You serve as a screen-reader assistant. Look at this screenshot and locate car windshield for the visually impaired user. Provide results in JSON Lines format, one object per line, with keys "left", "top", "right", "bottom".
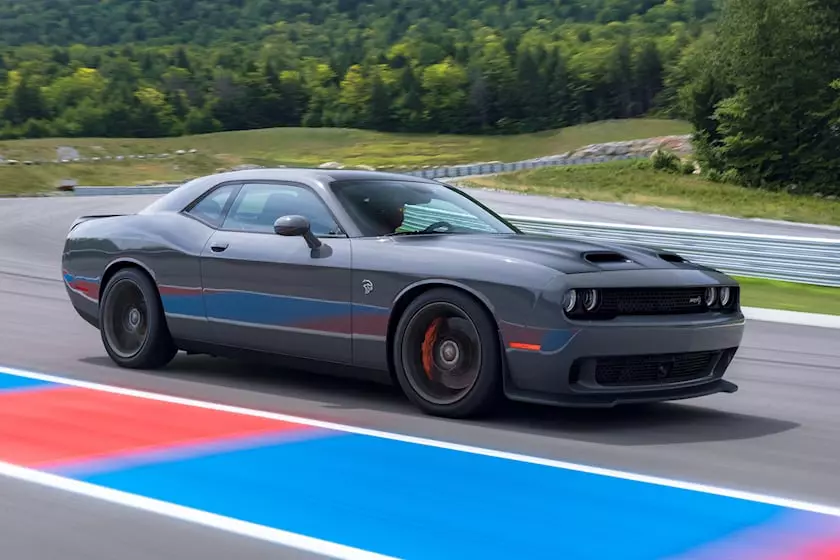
{"left": 330, "top": 179, "right": 518, "bottom": 237}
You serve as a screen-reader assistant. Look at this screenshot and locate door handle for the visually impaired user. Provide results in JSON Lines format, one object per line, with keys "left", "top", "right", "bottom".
{"left": 210, "top": 241, "right": 229, "bottom": 253}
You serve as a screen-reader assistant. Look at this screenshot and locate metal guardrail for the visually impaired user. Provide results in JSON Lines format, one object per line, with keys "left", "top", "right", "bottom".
{"left": 508, "top": 215, "right": 840, "bottom": 287}
{"left": 401, "top": 206, "right": 840, "bottom": 287}
{"left": 400, "top": 153, "right": 644, "bottom": 180}
{"left": 72, "top": 184, "right": 183, "bottom": 196}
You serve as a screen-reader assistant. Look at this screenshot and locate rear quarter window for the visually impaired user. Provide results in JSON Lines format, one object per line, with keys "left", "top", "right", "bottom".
{"left": 185, "top": 184, "right": 239, "bottom": 227}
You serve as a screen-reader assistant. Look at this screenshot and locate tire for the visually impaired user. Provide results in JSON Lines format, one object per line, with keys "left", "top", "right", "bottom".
{"left": 98, "top": 267, "right": 178, "bottom": 369}
{"left": 393, "top": 288, "right": 503, "bottom": 418}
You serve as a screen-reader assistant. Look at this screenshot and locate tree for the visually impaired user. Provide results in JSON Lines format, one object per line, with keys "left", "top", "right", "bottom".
{"left": 685, "top": 0, "right": 840, "bottom": 193}
{"left": 2, "top": 72, "right": 50, "bottom": 126}
{"left": 421, "top": 58, "right": 469, "bottom": 132}
{"left": 633, "top": 39, "right": 663, "bottom": 114}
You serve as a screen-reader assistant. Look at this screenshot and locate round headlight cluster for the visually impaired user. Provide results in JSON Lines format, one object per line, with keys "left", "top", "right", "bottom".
{"left": 719, "top": 286, "right": 732, "bottom": 307}
{"left": 563, "top": 288, "right": 601, "bottom": 314}
{"left": 562, "top": 290, "right": 577, "bottom": 312}
{"left": 705, "top": 286, "right": 737, "bottom": 310}
{"left": 581, "top": 288, "right": 599, "bottom": 311}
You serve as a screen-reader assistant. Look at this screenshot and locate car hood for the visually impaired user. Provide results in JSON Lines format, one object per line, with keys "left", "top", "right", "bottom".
{"left": 389, "top": 233, "right": 705, "bottom": 274}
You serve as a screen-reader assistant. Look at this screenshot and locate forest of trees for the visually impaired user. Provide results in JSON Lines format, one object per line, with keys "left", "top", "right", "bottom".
{"left": 0, "top": 0, "right": 716, "bottom": 140}
{"left": 0, "top": 0, "right": 836, "bottom": 192}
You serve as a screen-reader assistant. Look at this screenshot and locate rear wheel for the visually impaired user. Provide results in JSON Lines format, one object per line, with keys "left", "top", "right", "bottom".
{"left": 393, "top": 288, "right": 502, "bottom": 418}
{"left": 99, "top": 268, "right": 177, "bottom": 369}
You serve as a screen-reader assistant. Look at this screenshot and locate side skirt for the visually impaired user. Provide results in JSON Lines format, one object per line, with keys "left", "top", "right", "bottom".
{"left": 173, "top": 339, "right": 393, "bottom": 384}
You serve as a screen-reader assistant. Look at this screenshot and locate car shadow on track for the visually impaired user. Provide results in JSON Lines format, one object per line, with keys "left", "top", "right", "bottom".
{"left": 81, "top": 354, "right": 411, "bottom": 413}
{"left": 79, "top": 354, "right": 800, "bottom": 447}
{"left": 486, "top": 400, "right": 800, "bottom": 446}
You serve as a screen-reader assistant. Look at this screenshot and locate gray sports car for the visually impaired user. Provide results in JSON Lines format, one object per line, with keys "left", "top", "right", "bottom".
{"left": 62, "top": 168, "right": 745, "bottom": 418}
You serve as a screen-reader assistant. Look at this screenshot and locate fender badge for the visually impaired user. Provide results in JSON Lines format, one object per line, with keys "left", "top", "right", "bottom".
{"left": 362, "top": 279, "right": 374, "bottom": 295}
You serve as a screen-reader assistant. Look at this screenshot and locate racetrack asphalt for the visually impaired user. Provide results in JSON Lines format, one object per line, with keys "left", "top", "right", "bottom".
{"left": 1, "top": 194, "right": 839, "bottom": 558}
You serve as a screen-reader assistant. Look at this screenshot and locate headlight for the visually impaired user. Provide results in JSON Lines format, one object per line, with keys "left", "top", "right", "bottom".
{"left": 719, "top": 286, "right": 731, "bottom": 307}
{"left": 562, "top": 290, "right": 577, "bottom": 312}
{"left": 582, "top": 288, "right": 599, "bottom": 311}
{"left": 704, "top": 287, "right": 716, "bottom": 307}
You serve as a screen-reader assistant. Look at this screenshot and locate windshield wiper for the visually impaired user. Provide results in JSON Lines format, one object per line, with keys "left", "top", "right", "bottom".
{"left": 386, "top": 230, "right": 468, "bottom": 236}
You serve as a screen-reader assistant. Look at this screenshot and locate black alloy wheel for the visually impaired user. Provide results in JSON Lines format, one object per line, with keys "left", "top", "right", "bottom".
{"left": 99, "top": 267, "right": 178, "bottom": 369}
{"left": 393, "top": 288, "right": 502, "bottom": 418}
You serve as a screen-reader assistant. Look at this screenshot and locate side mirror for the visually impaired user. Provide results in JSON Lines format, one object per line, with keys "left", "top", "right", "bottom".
{"left": 273, "top": 215, "right": 322, "bottom": 249}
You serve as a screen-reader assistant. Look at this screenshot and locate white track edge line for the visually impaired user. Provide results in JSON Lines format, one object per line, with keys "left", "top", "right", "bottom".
{"left": 2, "top": 364, "right": 840, "bottom": 519}
{"left": 0, "top": 461, "right": 396, "bottom": 560}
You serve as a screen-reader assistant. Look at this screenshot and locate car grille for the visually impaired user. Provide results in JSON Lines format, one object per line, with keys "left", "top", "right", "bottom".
{"left": 594, "top": 351, "right": 719, "bottom": 386}
{"left": 599, "top": 287, "right": 709, "bottom": 316}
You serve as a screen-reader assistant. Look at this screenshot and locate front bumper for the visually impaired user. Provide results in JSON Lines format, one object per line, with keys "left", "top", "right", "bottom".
{"left": 501, "top": 313, "right": 745, "bottom": 407}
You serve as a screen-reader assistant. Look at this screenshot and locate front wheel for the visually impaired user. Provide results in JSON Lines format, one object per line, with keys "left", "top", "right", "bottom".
{"left": 393, "top": 288, "right": 503, "bottom": 418}
{"left": 99, "top": 267, "right": 178, "bottom": 369}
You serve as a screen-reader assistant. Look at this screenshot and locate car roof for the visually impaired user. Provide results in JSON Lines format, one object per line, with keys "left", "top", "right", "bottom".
{"left": 214, "top": 167, "right": 424, "bottom": 183}
{"left": 140, "top": 167, "right": 439, "bottom": 214}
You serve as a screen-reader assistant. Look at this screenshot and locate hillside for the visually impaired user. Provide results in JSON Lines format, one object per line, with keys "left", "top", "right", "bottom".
{"left": 0, "top": 0, "right": 716, "bottom": 141}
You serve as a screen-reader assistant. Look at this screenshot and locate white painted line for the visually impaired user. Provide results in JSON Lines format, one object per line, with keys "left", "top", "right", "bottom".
{"left": 2, "top": 364, "right": 840, "bottom": 519}
{"left": 743, "top": 307, "right": 840, "bottom": 329}
{"left": 0, "top": 461, "right": 395, "bottom": 560}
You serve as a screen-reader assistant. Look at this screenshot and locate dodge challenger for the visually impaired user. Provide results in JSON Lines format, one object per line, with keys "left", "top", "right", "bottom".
{"left": 62, "top": 168, "right": 745, "bottom": 418}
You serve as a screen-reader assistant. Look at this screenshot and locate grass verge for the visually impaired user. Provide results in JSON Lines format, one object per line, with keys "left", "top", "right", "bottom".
{"left": 735, "top": 276, "right": 840, "bottom": 316}
{"left": 0, "top": 118, "right": 688, "bottom": 196}
{"left": 464, "top": 159, "right": 840, "bottom": 226}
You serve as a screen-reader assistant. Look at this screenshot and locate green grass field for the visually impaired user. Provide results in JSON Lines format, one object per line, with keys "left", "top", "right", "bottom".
{"left": 0, "top": 118, "right": 689, "bottom": 195}
{"left": 464, "top": 159, "right": 840, "bottom": 227}
{"left": 735, "top": 277, "right": 840, "bottom": 316}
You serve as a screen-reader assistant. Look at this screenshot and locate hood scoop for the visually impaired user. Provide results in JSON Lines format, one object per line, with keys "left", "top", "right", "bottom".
{"left": 582, "top": 251, "right": 631, "bottom": 264}
{"left": 580, "top": 250, "right": 640, "bottom": 270}
{"left": 658, "top": 252, "right": 687, "bottom": 263}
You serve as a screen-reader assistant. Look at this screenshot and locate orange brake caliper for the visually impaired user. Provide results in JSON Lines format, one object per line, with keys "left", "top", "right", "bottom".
{"left": 421, "top": 318, "right": 442, "bottom": 380}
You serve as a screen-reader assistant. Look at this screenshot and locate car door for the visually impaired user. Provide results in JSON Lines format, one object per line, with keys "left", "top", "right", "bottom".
{"left": 199, "top": 181, "right": 353, "bottom": 364}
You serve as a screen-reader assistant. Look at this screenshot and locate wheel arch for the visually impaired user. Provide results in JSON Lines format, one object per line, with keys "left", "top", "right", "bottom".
{"left": 100, "top": 258, "right": 158, "bottom": 302}
{"left": 385, "top": 279, "right": 505, "bottom": 383}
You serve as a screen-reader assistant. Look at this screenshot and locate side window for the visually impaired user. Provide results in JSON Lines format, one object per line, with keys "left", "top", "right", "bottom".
{"left": 185, "top": 183, "right": 239, "bottom": 228}
{"left": 222, "top": 183, "right": 340, "bottom": 236}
